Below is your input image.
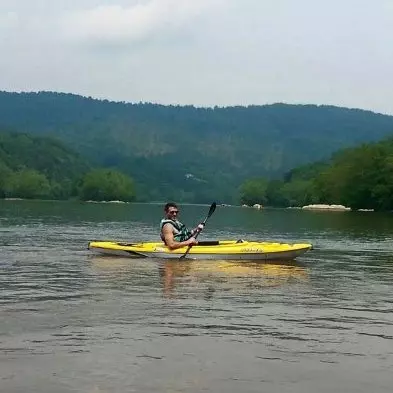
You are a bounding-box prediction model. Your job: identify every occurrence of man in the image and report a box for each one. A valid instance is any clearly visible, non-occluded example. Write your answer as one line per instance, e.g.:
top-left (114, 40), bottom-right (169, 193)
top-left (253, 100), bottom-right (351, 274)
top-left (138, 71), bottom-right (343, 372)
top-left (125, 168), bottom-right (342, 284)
top-left (160, 202), bottom-right (205, 250)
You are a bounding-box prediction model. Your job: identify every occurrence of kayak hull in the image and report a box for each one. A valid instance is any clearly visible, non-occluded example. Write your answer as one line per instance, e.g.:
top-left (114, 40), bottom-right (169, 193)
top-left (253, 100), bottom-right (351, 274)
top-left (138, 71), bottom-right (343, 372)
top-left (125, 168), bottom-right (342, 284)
top-left (88, 240), bottom-right (312, 261)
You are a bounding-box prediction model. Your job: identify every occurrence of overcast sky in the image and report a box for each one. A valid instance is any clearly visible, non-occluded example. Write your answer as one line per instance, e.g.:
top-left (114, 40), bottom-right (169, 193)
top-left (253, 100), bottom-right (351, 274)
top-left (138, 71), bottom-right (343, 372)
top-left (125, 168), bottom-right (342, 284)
top-left (1, 0), bottom-right (392, 114)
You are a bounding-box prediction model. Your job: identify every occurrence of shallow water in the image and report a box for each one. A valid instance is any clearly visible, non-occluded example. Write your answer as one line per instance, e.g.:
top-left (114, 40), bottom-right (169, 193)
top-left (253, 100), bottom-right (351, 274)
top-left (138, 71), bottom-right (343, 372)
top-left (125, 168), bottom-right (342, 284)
top-left (1, 201), bottom-right (392, 392)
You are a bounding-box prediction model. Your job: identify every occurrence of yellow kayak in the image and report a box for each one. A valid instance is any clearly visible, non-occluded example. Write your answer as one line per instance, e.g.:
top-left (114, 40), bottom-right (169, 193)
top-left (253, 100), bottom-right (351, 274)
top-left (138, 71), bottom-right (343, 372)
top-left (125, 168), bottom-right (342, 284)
top-left (88, 240), bottom-right (312, 261)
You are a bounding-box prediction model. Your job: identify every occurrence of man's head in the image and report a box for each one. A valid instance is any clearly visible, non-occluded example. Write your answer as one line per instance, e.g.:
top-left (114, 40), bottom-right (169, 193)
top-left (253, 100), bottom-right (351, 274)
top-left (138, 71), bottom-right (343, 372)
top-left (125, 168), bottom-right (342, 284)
top-left (164, 202), bottom-right (179, 219)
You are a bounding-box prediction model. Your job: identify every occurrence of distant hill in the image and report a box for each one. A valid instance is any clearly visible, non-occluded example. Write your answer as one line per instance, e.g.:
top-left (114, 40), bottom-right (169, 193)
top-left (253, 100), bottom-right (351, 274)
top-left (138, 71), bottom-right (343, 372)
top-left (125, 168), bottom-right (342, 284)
top-left (1, 91), bottom-right (393, 203)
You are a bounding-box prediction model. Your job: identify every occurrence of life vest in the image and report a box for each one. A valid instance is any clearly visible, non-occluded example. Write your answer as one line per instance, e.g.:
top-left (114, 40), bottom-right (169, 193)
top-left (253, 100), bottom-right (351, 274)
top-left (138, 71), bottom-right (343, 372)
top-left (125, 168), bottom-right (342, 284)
top-left (160, 218), bottom-right (191, 243)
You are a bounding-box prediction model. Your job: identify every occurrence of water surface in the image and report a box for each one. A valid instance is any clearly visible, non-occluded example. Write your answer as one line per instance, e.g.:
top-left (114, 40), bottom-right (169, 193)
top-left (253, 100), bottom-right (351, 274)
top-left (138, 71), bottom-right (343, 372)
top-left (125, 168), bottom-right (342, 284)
top-left (1, 201), bottom-right (392, 392)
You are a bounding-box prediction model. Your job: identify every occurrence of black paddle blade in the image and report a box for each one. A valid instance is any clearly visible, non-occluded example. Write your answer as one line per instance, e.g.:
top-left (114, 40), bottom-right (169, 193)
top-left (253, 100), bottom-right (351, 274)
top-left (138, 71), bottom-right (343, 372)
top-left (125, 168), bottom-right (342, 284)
top-left (206, 202), bottom-right (217, 220)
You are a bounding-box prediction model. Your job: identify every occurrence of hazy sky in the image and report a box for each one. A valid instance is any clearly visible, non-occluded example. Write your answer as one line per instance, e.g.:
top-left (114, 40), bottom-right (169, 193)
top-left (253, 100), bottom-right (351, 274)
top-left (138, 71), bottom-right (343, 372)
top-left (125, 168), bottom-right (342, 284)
top-left (1, 0), bottom-right (393, 114)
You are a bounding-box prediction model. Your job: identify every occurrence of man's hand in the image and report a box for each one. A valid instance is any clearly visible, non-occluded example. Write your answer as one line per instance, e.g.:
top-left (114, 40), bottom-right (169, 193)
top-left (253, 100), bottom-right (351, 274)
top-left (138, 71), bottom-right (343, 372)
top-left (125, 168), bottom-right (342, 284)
top-left (191, 223), bottom-right (205, 236)
top-left (197, 222), bottom-right (205, 231)
top-left (186, 237), bottom-right (198, 246)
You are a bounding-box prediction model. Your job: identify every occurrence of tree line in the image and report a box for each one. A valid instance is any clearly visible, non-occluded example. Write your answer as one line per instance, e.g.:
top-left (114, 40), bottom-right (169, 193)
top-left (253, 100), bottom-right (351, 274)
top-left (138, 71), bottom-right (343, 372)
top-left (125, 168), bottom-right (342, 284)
top-left (3, 129), bottom-right (393, 211)
top-left (239, 137), bottom-right (393, 211)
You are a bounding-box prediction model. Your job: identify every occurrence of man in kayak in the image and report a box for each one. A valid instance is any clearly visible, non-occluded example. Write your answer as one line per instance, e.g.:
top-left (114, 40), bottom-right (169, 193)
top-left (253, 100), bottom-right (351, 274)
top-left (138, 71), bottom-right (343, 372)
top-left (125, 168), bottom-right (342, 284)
top-left (160, 202), bottom-right (205, 250)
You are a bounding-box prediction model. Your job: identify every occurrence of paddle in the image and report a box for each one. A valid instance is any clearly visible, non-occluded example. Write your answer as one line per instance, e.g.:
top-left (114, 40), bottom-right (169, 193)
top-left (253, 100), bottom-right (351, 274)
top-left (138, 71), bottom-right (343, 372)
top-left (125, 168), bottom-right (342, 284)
top-left (179, 202), bottom-right (217, 259)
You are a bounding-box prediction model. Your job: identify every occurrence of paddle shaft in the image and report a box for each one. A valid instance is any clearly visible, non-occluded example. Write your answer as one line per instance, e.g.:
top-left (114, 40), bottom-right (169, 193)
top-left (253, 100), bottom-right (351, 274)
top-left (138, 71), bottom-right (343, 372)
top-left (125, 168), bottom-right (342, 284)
top-left (179, 202), bottom-right (216, 259)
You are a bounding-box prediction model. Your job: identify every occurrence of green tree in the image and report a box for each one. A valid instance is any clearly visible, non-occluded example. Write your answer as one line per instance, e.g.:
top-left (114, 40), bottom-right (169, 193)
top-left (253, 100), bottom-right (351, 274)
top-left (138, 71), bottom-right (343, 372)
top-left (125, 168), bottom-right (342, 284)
top-left (0, 162), bottom-right (12, 198)
top-left (0, 130), bottom-right (91, 200)
top-left (334, 144), bottom-right (393, 210)
top-left (371, 155), bottom-right (393, 210)
top-left (265, 138), bottom-right (393, 211)
top-left (6, 169), bottom-right (51, 199)
top-left (280, 179), bottom-right (315, 207)
top-left (265, 180), bottom-right (288, 206)
top-left (79, 169), bottom-right (135, 201)
top-left (239, 178), bottom-right (268, 205)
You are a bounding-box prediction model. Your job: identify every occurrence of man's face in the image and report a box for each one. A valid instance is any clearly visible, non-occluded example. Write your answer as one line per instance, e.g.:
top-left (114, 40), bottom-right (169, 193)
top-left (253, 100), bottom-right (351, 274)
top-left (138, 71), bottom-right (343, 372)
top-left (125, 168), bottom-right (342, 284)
top-left (166, 207), bottom-right (179, 219)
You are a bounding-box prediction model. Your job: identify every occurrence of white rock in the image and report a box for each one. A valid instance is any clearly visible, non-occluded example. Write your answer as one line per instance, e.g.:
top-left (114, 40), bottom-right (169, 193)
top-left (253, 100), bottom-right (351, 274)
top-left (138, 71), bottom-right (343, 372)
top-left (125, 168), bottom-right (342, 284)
top-left (302, 204), bottom-right (351, 211)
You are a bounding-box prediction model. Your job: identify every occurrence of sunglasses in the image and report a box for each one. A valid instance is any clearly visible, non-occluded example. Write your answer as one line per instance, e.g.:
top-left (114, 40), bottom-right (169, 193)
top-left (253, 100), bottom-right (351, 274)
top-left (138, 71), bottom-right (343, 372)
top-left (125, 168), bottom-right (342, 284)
top-left (168, 210), bottom-right (179, 214)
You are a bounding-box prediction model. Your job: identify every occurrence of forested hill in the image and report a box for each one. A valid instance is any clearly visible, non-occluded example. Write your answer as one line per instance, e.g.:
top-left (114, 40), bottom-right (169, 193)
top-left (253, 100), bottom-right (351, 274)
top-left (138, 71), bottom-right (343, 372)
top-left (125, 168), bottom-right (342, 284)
top-left (0, 130), bottom-right (91, 199)
top-left (1, 91), bottom-right (393, 203)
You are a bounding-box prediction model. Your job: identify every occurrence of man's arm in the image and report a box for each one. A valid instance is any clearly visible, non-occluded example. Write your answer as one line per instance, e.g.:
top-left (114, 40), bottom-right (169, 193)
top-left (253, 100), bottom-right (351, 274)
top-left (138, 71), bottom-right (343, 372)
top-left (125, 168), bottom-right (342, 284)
top-left (162, 223), bottom-right (197, 250)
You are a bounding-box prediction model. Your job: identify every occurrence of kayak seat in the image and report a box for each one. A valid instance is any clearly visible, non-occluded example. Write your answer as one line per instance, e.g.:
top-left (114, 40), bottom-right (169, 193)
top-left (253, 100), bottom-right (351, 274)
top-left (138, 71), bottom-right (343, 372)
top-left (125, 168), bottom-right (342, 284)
top-left (197, 241), bottom-right (220, 246)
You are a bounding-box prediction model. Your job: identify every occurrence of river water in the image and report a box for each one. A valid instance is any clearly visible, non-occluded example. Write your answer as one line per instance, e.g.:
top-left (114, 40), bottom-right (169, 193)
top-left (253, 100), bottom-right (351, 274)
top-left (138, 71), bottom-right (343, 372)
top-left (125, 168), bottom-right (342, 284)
top-left (1, 201), bottom-right (392, 393)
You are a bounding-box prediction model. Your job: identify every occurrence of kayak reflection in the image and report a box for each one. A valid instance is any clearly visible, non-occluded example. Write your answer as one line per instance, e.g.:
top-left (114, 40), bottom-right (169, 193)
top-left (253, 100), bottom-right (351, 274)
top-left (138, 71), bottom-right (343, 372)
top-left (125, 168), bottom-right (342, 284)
top-left (158, 259), bottom-right (309, 297)
top-left (87, 256), bottom-right (309, 298)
